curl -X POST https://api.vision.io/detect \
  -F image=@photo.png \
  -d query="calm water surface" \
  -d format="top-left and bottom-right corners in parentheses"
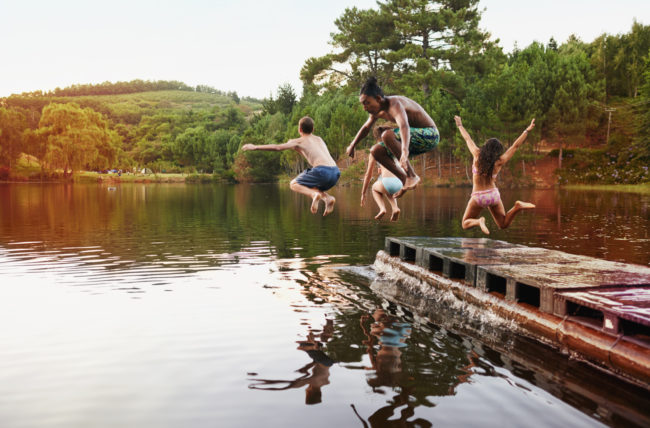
top-left (0, 183), bottom-right (648, 428)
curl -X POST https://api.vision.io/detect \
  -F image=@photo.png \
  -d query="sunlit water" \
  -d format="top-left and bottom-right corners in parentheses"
top-left (0, 183), bottom-right (648, 428)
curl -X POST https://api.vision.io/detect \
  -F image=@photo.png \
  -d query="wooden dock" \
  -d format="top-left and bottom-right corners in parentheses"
top-left (379, 236), bottom-right (650, 386)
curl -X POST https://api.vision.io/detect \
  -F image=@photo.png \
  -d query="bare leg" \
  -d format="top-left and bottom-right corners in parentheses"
top-left (322, 191), bottom-right (336, 216)
top-left (488, 200), bottom-right (535, 229)
top-left (381, 130), bottom-right (420, 198)
top-left (388, 195), bottom-right (401, 222)
top-left (371, 180), bottom-right (387, 220)
top-left (290, 180), bottom-right (324, 214)
top-left (462, 198), bottom-right (489, 234)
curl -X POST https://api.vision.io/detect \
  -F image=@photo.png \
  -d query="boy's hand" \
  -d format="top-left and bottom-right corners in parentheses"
top-left (241, 144), bottom-right (255, 151)
top-left (400, 151), bottom-right (409, 172)
top-left (454, 115), bottom-right (462, 127)
top-left (346, 143), bottom-right (355, 159)
top-left (526, 119), bottom-right (535, 132)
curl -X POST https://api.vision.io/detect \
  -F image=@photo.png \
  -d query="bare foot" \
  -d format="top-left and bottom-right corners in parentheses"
top-left (478, 217), bottom-right (490, 235)
top-left (390, 208), bottom-right (401, 222)
top-left (515, 201), bottom-right (536, 210)
top-left (374, 210), bottom-right (386, 220)
top-left (394, 175), bottom-right (420, 198)
top-left (311, 193), bottom-right (322, 214)
top-left (323, 196), bottom-right (336, 216)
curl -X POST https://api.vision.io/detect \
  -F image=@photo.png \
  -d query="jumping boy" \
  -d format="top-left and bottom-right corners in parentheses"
top-left (241, 116), bottom-right (340, 216)
top-left (346, 76), bottom-right (440, 198)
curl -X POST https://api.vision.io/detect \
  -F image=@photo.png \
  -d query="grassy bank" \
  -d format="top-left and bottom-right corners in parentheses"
top-left (563, 183), bottom-right (650, 194)
top-left (73, 172), bottom-right (232, 184)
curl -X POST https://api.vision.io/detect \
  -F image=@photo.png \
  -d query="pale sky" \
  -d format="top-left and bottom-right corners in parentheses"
top-left (0, 0), bottom-right (647, 99)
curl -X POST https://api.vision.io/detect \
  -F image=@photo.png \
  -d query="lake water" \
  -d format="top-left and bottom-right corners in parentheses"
top-left (0, 183), bottom-right (648, 428)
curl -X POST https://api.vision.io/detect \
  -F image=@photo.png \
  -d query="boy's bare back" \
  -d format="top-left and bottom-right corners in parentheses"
top-left (290, 134), bottom-right (337, 168)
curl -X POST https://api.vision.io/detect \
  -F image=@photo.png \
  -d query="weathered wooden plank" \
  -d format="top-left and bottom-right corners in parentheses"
top-left (556, 288), bottom-right (650, 338)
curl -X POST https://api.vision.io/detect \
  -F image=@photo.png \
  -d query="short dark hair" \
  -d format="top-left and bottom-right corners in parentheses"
top-left (360, 76), bottom-right (384, 97)
top-left (299, 116), bottom-right (314, 134)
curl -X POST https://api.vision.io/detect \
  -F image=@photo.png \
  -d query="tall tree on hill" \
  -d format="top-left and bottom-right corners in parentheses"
top-left (546, 44), bottom-right (600, 167)
top-left (633, 57), bottom-right (650, 176)
top-left (300, 7), bottom-right (402, 92)
top-left (615, 20), bottom-right (650, 98)
top-left (300, 0), bottom-right (492, 96)
top-left (262, 84), bottom-right (297, 116)
top-left (379, 0), bottom-right (492, 95)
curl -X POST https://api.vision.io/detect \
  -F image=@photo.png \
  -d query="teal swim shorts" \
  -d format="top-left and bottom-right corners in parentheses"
top-left (379, 126), bottom-right (440, 159)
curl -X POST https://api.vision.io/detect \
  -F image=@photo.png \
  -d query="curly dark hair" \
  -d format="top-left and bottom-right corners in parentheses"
top-left (477, 138), bottom-right (503, 178)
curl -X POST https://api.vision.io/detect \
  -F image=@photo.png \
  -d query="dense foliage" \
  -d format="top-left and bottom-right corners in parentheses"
top-left (0, 1), bottom-right (648, 184)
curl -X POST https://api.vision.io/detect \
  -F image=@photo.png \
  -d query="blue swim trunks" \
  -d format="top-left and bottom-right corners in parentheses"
top-left (379, 126), bottom-right (440, 159)
top-left (378, 322), bottom-right (412, 348)
top-left (381, 176), bottom-right (403, 195)
top-left (295, 165), bottom-right (340, 191)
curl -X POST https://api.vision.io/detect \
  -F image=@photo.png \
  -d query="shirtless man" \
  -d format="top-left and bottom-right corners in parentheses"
top-left (346, 76), bottom-right (440, 197)
top-left (242, 116), bottom-right (340, 216)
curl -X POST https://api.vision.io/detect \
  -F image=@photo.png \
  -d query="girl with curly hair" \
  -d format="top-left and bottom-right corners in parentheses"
top-left (454, 116), bottom-right (536, 234)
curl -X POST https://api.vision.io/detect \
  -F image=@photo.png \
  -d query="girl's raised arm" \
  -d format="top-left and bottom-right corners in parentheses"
top-left (500, 119), bottom-right (535, 163)
top-left (454, 116), bottom-right (479, 158)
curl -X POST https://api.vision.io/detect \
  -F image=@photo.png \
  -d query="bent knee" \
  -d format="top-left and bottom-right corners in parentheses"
top-left (381, 129), bottom-right (396, 141)
top-left (370, 144), bottom-right (384, 158)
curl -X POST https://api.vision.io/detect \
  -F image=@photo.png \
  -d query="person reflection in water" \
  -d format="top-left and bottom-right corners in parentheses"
top-left (248, 320), bottom-right (335, 405)
top-left (351, 309), bottom-right (431, 427)
top-left (361, 309), bottom-right (411, 389)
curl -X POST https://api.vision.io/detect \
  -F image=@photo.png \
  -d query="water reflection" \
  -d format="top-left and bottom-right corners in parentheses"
top-left (0, 183), bottom-right (649, 428)
top-left (249, 319), bottom-right (335, 405)
top-left (1, 184), bottom-right (647, 270)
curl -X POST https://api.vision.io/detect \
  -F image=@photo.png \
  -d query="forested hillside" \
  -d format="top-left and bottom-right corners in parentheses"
top-left (1, 0), bottom-right (648, 185)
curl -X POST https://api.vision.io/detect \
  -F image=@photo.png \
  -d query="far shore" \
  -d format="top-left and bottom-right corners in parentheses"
top-left (2, 172), bottom-right (649, 192)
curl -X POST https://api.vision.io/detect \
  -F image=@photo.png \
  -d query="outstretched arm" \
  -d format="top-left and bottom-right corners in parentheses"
top-left (454, 116), bottom-right (479, 158)
top-left (347, 116), bottom-right (377, 159)
top-left (499, 118), bottom-right (535, 163)
top-left (360, 155), bottom-right (377, 206)
top-left (242, 139), bottom-right (298, 152)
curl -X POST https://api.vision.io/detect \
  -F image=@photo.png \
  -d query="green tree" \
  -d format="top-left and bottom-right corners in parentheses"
top-left (633, 55), bottom-right (650, 176)
top-left (301, 7), bottom-right (401, 91)
top-left (616, 20), bottom-right (650, 98)
top-left (37, 103), bottom-right (119, 176)
top-left (275, 83), bottom-right (297, 115)
top-left (234, 135), bottom-right (283, 182)
top-left (380, 0), bottom-right (491, 95)
top-left (546, 49), bottom-right (599, 166)
top-left (0, 107), bottom-right (27, 168)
